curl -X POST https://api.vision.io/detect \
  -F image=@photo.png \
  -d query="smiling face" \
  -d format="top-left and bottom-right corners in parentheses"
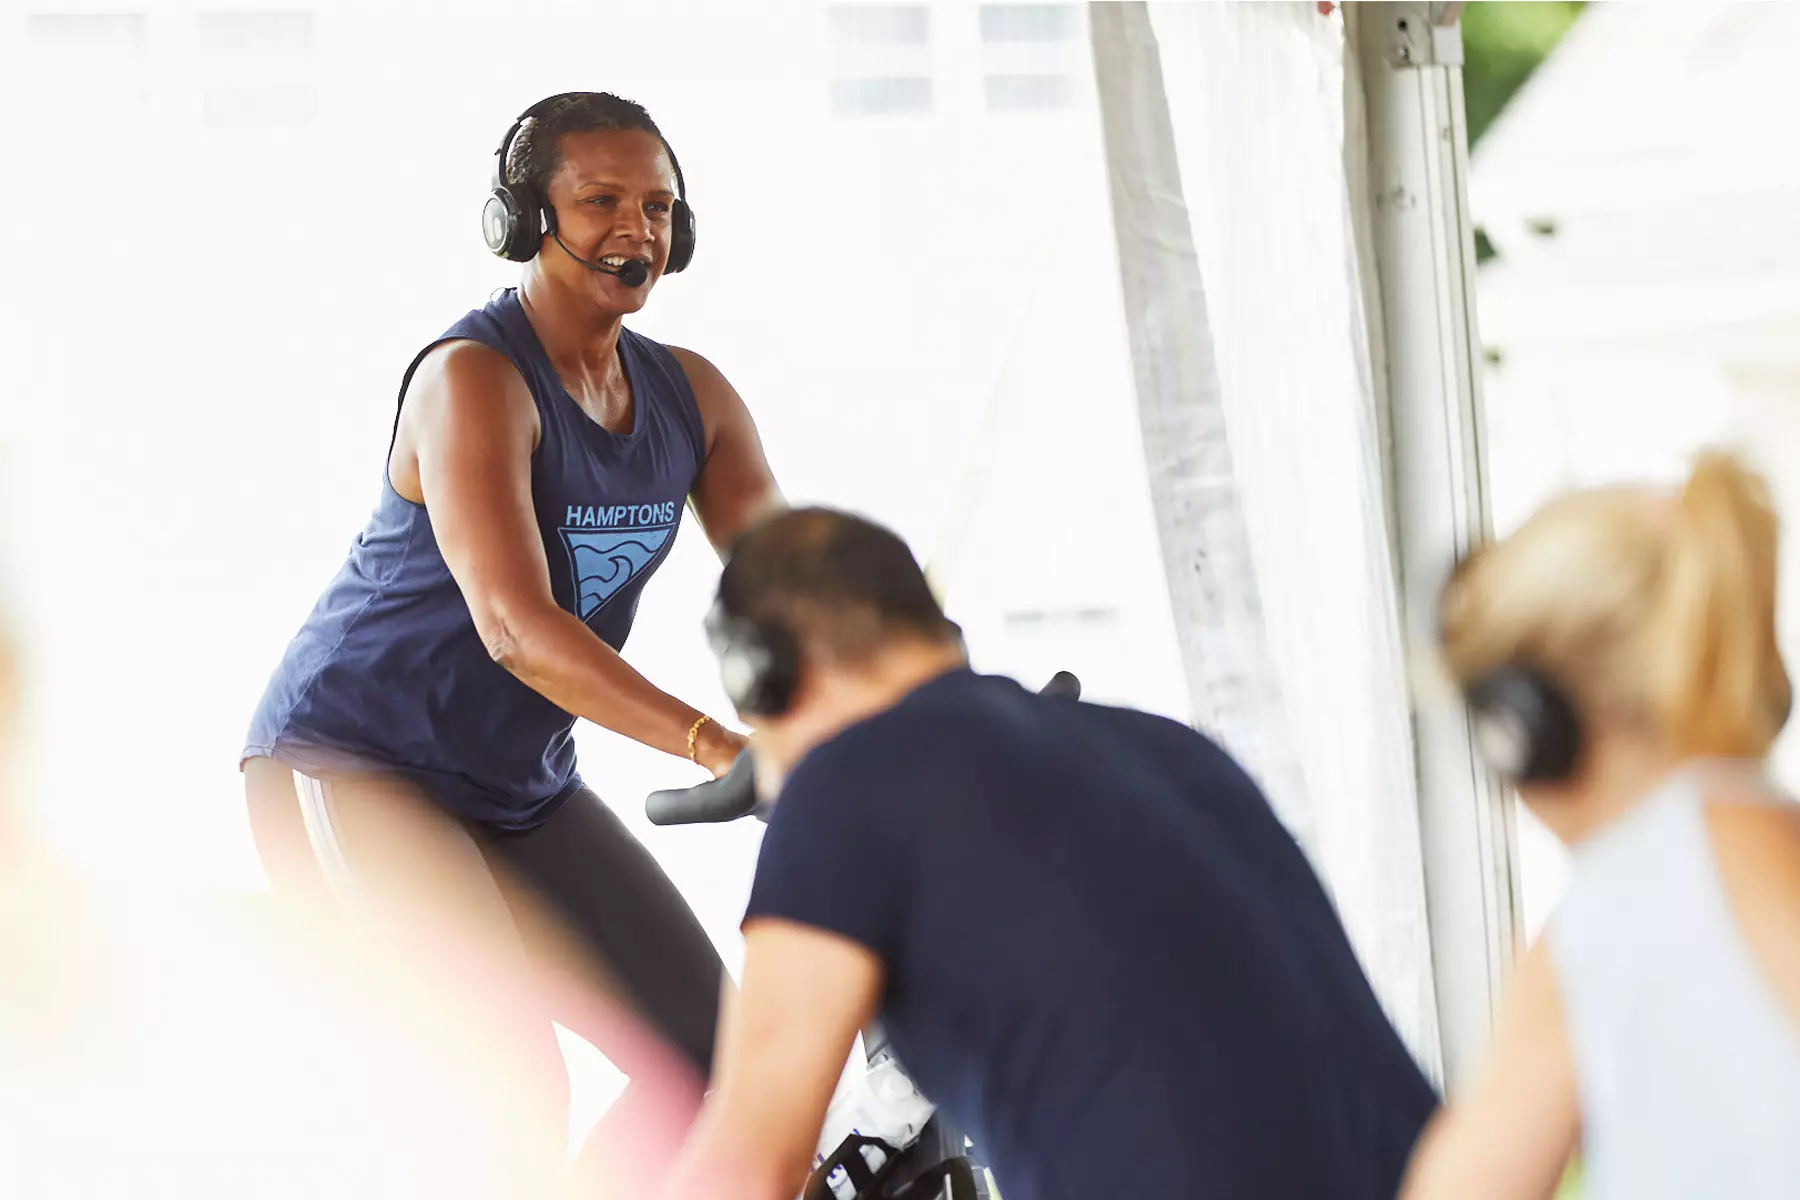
top-left (537, 126), bottom-right (680, 314)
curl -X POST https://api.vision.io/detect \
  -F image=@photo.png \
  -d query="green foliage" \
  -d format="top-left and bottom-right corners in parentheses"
top-left (1461, 1), bottom-right (1588, 148)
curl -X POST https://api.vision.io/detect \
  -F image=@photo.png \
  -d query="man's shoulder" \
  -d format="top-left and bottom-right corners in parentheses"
top-left (825, 671), bottom-right (1015, 750)
top-left (783, 705), bottom-right (957, 796)
top-left (774, 676), bottom-right (992, 805)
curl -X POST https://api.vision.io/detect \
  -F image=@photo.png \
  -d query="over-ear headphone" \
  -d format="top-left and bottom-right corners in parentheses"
top-left (481, 92), bottom-right (697, 274)
top-left (705, 597), bottom-right (800, 718)
top-left (1462, 662), bottom-right (1584, 785)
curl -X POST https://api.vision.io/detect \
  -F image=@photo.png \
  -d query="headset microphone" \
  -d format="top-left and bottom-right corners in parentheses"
top-left (550, 229), bottom-right (651, 287)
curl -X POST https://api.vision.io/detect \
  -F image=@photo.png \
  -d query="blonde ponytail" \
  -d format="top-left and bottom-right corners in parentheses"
top-left (1646, 451), bottom-right (1790, 758)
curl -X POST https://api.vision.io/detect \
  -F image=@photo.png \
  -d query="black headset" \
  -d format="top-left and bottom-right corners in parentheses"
top-left (705, 596), bottom-right (801, 718)
top-left (1462, 662), bottom-right (1584, 785)
top-left (481, 92), bottom-right (697, 273)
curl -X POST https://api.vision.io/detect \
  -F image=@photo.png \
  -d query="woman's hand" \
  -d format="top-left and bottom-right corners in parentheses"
top-left (696, 721), bottom-right (749, 779)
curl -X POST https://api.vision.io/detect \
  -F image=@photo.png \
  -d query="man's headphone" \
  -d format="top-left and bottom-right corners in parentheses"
top-left (481, 92), bottom-right (697, 273)
top-left (705, 597), bottom-right (801, 718)
top-left (1462, 662), bottom-right (1584, 785)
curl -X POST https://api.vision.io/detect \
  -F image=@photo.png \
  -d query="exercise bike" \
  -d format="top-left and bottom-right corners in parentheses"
top-left (644, 671), bottom-right (1083, 1200)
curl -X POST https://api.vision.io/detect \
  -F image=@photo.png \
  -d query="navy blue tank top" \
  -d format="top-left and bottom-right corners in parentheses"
top-left (244, 289), bottom-right (706, 829)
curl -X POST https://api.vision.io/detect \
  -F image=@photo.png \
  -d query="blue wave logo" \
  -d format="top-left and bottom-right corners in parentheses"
top-left (560, 526), bottom-right (674, 620)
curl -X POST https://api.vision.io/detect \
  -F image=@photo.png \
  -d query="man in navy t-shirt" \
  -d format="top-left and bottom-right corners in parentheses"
top-left (663, 509), bottom-right (1437, 1200)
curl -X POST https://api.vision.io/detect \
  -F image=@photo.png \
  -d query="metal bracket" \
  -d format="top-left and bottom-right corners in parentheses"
top-left (1386, 2), bottom-right (1465, 69)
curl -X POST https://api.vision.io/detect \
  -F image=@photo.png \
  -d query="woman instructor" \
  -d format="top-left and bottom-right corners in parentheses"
top-left (242, 91), bottom-right (778, 1185)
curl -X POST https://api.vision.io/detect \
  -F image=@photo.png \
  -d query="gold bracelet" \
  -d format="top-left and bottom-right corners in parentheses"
top-left (686, 714), bottom-right (713, 764)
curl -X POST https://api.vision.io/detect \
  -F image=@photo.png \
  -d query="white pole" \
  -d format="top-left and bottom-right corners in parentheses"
top-left (1349, 1), bottom-right (1520, 1093)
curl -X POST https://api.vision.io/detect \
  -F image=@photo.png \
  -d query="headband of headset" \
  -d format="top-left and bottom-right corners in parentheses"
top-left (490, 92), bottom-right (689, 201)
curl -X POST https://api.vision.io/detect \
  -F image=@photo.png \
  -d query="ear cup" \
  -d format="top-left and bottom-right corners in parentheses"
top-left (665, 197), bottom-right (696, 274)
top-left (706, 604), bottom-right (799, 716)
top-left (744, 619), bottom-right (798, 715)
top-left (716, 639), bottom-right (765, 714)
top-left (481, 188), bottom-right (516, 257)
top-left (482, 184), bottom-right (543, 263)
top-left (1464, 664), bottom-right (1583, 784)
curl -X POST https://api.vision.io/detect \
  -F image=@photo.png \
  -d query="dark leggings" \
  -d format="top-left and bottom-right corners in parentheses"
top-left (244, 757), bottom-right (724, 1177)
top-left (477, 784), bottom-right (723, 1074)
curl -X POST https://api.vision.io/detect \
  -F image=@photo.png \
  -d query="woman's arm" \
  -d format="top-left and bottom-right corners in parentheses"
top-left (669, 346), bottom-right (784, 553)
top-left (1401, 938), bottom-right (1581, 1200)
top-left (396, 341), bottom-right (744, 775)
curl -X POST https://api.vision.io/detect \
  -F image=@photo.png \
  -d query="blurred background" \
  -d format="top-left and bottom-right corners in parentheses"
top-left (4, 0), bottom-right (1794, 1171)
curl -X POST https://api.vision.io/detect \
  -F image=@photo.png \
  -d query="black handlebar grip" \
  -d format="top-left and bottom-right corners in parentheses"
top-left (648, 671), bottom-right (1081, 828)
top-left (646, 750), bottom-right (760, 826)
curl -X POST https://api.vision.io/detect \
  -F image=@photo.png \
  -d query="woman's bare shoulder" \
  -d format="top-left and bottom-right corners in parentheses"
top-left (1704, 782), bottom-right (1800, 1027)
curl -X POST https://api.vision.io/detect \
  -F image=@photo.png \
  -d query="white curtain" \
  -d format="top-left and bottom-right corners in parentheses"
top-left (1091, 0), bottom-right (1441, 1074)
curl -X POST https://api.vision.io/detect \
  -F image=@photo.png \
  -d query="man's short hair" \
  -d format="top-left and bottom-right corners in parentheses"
top-left (505, 92), bottom-right (666, 200)
top-left (717, 508), bottom-right (961, 664)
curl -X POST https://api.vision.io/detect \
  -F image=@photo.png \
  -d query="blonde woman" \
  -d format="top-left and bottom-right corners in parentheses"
top-left (1402, 451), bottom-right (1800, 1199)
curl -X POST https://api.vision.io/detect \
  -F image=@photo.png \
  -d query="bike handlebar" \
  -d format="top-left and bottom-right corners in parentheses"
top-left (646, 749), bottom-right (763, 826)
top-left (645, 671), bottom-right (1081, 828)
